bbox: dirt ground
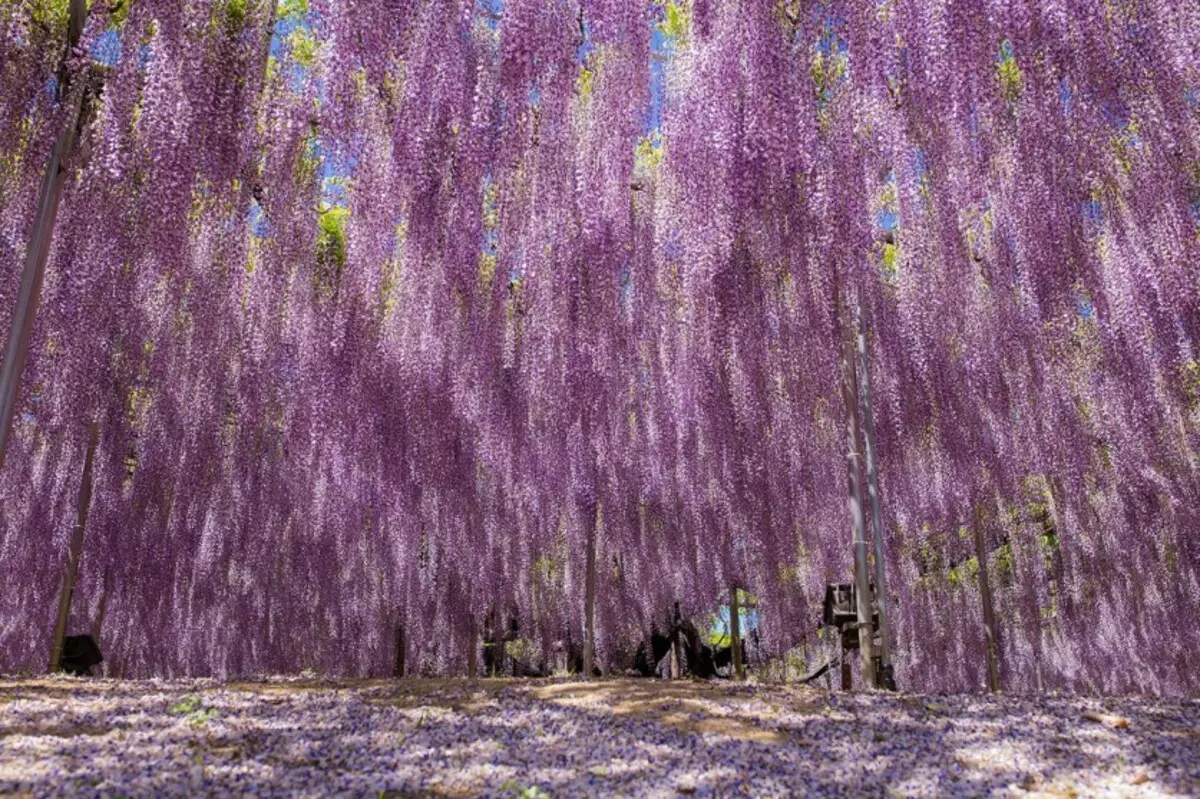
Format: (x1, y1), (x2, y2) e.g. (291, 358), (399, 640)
(0, 676), (1197, 797)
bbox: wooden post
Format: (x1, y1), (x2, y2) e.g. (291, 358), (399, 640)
(0, 0), (89, 472)
(582, 500), (597, 680)
(49, 421), (100, 673)
(730, 586), (745, 681)
(972, 502), (1001, 692)
(837, 287), (876, 689)
(856, 299), (893, 678)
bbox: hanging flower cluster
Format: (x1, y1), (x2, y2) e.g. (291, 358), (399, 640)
(0, 0), (1197, 695)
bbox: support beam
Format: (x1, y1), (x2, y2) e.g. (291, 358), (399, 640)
(856, 299), (894, 687)
(49, 421), (100, 673)
(0, 0), (89, 472)
(838, 289), (876, 689)
(973, 502), (1002, 692)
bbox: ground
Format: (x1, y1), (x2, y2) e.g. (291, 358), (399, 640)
(0, 676), (1197, 797)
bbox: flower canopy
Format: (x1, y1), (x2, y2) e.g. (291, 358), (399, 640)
(0, 0), (1197, 694)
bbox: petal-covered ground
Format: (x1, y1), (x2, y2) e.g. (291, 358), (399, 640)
(0, 677), (1196, 798)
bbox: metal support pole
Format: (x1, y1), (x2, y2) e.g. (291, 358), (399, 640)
(393, 624), (405, 678)
(856, 298), (894, 688)
(838, 286), (876, 689)
(0, 0), (88, 472)
(582, 500), (597, 680)
(90, 568), (110, 646)
(730, 585), (745, 681)
(49, 421), (99, 673)
(668, 602), (682, 679)
(467, 616), (478, 679)
(973, 502), (1002, 692)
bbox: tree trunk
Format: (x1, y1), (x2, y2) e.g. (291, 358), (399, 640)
(49, 421), (100, 673)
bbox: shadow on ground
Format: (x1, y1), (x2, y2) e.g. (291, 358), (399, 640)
(0, 677), (1196, 797)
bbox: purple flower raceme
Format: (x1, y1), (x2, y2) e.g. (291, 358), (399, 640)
(0, 0), (1195, 696)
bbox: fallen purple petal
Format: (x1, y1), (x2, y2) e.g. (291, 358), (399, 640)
(0, 677), (1196, 798)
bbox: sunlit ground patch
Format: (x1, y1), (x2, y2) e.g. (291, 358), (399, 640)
(0, 677), (1195, 797)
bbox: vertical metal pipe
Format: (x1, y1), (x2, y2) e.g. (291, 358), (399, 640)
(393, 625), (406, 678)
(467, 616), (478, 679)
(582, 500), (597, 679)
(856, 299), (893, 677)
(973, 502), (1002, 692)
(90, 569), (110, 644)
(669, 601), (682, 679)
(730, 585), (744, 681)
(838, 287), (875, 689)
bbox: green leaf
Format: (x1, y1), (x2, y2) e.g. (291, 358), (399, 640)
(661, 1), (689, 41)
(290, 27), (319, 69)
(278, 0), (309, 20)
(996, 42), (1023, 102)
